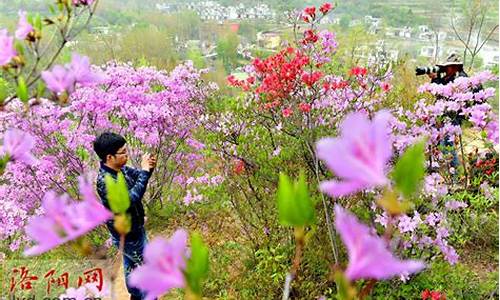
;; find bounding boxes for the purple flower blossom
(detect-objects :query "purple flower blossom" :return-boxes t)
[272,146,281,156]
[9,239,21,252]
[425,213,442,227]
[418,236,433,249]
[129,229,188,300]
[334,205,425,281]
[435,238,459,265]
[423,173,448,199]
[480,182,495,200]
[183,190,203,205]
[468,104,490,128]
[398,213,422,233]
[41,65,76,94]
[2,128,37,165]
[486,119,499,144]
[374,212,390,227]
[318,30,337,53]
[24,177,112,256]
[0,29,16,66]
[68,53,105,86]
[445,200,468,211]
[15,11,33,40]
[436,227,450,240]
[317,111,393,197]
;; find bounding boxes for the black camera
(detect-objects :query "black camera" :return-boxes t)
[415,65,441,76]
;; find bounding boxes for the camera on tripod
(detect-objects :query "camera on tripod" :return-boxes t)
[415,65,442,76]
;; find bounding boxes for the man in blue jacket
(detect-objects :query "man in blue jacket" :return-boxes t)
[93,132,156,300]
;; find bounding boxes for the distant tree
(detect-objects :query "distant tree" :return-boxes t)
[339,15,352,30]
[451,0,499,70]
[427,1,446,64]
[239,21,258,42]
[186,47,206,69]
[216,32,240,72]
[78,26,179,69]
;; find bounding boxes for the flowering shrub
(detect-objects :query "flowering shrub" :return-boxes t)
[0,61,217,252]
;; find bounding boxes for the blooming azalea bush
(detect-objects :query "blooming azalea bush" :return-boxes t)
[0,61,218,254]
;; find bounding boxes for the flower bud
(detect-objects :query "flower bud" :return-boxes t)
[114,214,131,235]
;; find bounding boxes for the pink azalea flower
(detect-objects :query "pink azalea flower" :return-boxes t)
[15,11,33,40]
[41,65,76,93]
[68,53,105,86]
[129,229,188,300]
[0,29,16,66]
[486,119,499,145]
[445,200,468,211]
[334,205,425,281]
[282,107,293,118]
[59,282,109,299]
[2,128,37,165]
[316,111,393,197]
[24,177,112,256]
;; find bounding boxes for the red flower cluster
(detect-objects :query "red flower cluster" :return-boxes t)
[304,6,316,18]
[474,157,497,175]
[381,82,391,92]
[320,3,333,14]
[303,3,332,22]
[227,75,253,91]
[301,71,323,87]
[421,289,446,300]
[282,107,293,118]
[233,159,246,175]
[303,29,319,44]
[349,66,368,77]
[251,47,310,101]
[298,102,311,113]
[323,80,349,91]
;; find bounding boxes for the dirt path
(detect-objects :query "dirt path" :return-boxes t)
[106,256,132,300]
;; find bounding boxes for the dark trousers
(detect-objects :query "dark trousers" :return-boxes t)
[440,135,459,169]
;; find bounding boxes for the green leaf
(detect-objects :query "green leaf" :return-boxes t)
[36,81,45,98]
[16,76,29,103]
[0,78,9,104]
[75,146,88,160]
[49,4,56,14]
[35,14,43,31]
[185,232,209,295]
[14,41,24,56]
[392,141,426,199]
[277,172,315,227]
[104,173,130,214]
[27,14,34,25]
[0,155,9,175]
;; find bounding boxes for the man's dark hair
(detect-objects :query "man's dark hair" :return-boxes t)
[93,132,126,161]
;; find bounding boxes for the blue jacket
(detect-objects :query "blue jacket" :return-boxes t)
[96,162,152,239]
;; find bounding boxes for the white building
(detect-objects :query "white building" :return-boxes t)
[479,47,500,68]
